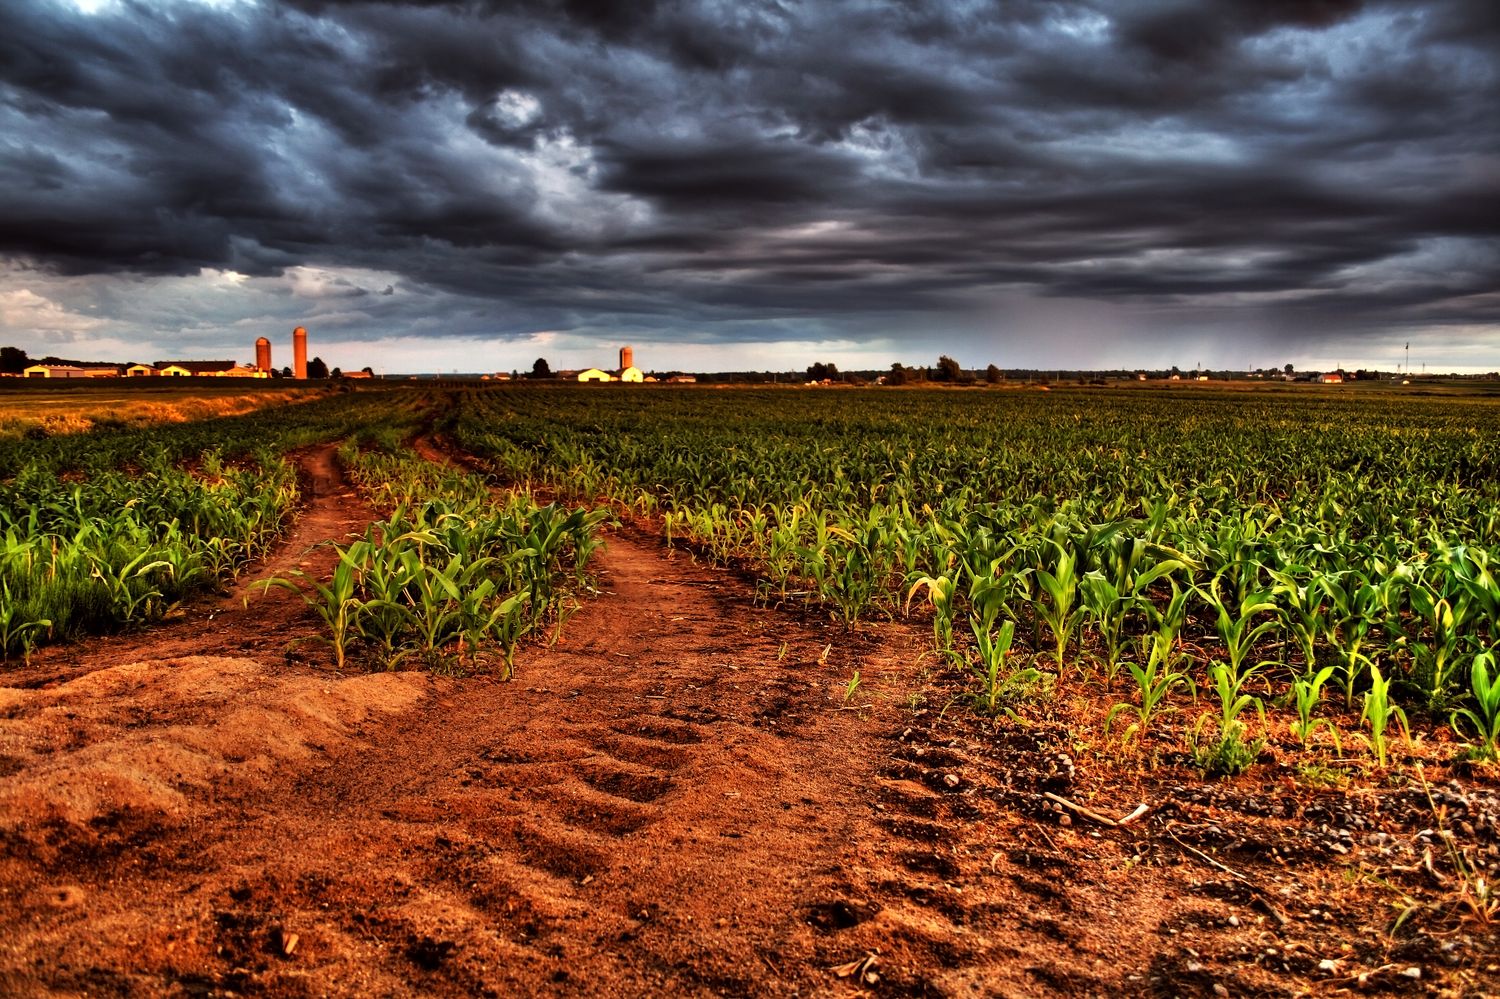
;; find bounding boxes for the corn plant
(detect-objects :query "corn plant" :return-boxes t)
[1318,571,1383,706]
[1205,659,1266,732]
[0,583,50,664]
[1197,575,1280,679]
[906,573,957,655]
[1083,535,1193,671]
[1450,651,1500,761]
[484,589,534,677]
[842,669,863,705]
[1146,579,1190,649]
[1287,665,1341,752]
[1105,631,1192,743]
[1033,540,1084,670]
[262,547,365,671]
[1361,663,1409,768]
[1405,583,1473,710]
[1267,564,1330,671]
[89,550,174,623]
[967,617,1018,716]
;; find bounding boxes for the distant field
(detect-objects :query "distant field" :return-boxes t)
[0,380,337,440]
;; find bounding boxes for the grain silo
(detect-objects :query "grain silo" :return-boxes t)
[255,337,272,373]
[620,345,634,370]
[293,327,308,379]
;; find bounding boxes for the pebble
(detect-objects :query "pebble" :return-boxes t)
[1213,985,1229,997]
[1401,967,1422,980]
[1227,915,1240,927]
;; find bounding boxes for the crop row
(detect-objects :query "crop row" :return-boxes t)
[264,431,608,675]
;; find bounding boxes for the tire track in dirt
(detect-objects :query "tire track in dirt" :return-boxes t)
[215,532,888,995]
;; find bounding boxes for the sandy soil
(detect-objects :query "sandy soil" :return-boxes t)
[1,444,1496,997]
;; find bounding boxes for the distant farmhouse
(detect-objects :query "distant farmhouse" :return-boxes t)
[130,360,267,378]
[576,346,645,383]
[24,362,123,379]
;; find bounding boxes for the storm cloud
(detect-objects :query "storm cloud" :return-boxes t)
[0,0,1496,370]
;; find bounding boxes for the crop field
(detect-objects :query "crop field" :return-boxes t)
[0,380,332,442]
[1,383,1497,996]
[460,385,1500,760]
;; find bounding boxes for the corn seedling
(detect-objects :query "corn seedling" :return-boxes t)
[1197,575,1281,679]
[843,669,863,705]
[1033,541,1084,670]
[1106,631,1192,743]
[906,573,957,655]
[0,585,50,664]
[1405,583,1472,710]
[262,549,365,670]
[1450,651,1500,761]
[968,617,1019,717]
[1361,662,1409,768]
[1287,665,1342,752]
[1318,571,1382,706]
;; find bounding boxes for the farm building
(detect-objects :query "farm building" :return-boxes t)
[1319,372,1345,384]
[617,345,643,382]
[125,363,158,377]
[576,346,646,383]
[152,361,267,378]
[156,361,230,377]
[23,364,89,379]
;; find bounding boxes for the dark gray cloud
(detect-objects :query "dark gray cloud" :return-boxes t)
[0,0,1496,367]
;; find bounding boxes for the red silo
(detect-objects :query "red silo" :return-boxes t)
[620,345,634,370]
[293,327,308,379]
[255,337,272,373]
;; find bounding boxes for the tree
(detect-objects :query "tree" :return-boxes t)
[361,366,374,376]
[279,365,292,378]
[1284,363,1294,375]
[307,356,330,379]
[0,346,29,374]
[807,361,839,381]
[934,355,962,383]
[886,362,908,386]
[330,367,343,378]
[985,363,1002,384]
[531,357,553,379]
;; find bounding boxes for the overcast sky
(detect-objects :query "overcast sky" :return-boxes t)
[1,0,1496,373]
